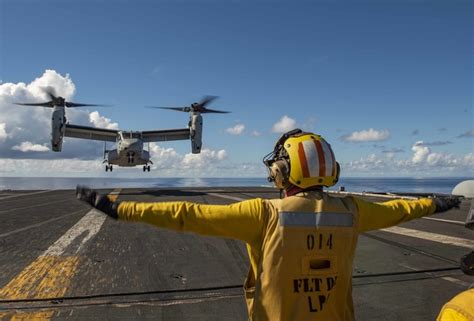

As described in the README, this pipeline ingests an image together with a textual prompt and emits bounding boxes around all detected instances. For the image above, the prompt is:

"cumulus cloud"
[343,141,473,176]
[416,141,452,147]
[382,148,404,153]
[226,123,245,135]
[0,123,8,141]
[12,141,49,152]
[341,128,390,142]
[148,143,229,175]
[272,115,297,133]
[0,70,119,160]
[458,129,474,138]
[89,111,119,130]
[182,149,227,168]
[251,130,262,137]
[411,141,430,164]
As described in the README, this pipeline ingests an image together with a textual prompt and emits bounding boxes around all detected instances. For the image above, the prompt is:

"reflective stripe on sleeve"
[279,212,353,227]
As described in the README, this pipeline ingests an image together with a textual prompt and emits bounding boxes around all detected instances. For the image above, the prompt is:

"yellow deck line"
[0,190,119,320]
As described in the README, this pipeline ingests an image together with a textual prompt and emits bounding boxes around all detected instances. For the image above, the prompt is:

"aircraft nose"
[126,140,142,151]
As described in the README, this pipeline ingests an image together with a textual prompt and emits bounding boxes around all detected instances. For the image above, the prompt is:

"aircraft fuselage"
[104,132,151,168]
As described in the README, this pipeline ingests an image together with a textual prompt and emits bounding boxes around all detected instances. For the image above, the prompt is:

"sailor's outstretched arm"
[355,196,460,232]
[76,186,267,247]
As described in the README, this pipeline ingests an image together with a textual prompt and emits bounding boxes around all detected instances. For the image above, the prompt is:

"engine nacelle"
[51,107,66,152]
[190,113,203,154]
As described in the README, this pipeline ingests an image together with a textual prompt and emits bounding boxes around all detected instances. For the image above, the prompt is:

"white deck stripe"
[320,140,333,177]
[302,140,319,177]
[207,193,246,202]
[422,217,465,226]
[0,190,55,201]
[440,276,472,288]
[42,209,107,256]
[380,226,474,249]
[0,210,84,238]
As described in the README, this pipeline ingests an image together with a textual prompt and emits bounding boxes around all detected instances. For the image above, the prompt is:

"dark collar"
[285,186,323,197]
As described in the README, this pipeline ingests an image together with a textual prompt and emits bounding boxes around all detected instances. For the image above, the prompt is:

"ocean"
[0,177,471,194]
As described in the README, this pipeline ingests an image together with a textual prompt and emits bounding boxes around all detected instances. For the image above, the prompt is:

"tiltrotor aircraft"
[15,91,228,172]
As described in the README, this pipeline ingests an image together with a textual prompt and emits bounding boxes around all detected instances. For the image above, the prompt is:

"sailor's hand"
[76,185,119,219]
[460,251,474,276]
[433,196,462,213]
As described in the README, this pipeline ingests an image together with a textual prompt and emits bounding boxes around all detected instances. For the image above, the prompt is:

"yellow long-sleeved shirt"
[437,289,474,321]
[117,193,436,320]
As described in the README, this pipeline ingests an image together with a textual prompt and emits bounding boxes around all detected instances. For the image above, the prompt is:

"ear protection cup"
[334,162,341,185]
[263,129,339,189]
[269,159,290,189]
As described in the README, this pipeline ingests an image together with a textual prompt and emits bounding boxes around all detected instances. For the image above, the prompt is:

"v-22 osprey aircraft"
[15,92,229,172]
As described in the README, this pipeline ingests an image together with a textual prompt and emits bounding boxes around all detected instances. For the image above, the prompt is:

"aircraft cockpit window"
[131,133,141,139]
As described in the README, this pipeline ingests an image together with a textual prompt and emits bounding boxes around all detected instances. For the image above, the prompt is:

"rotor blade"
[200,107,230,114]
[199,95,218,107]
[65,102,112,108]
[145,106,191,112]
[14,102,53,108]
[42,86,57,100]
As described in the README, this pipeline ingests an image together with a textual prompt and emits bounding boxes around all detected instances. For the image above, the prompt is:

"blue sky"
[0,0,472,177]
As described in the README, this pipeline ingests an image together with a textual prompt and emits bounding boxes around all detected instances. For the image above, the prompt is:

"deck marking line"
[0,190,55,201]
[380,226,474,249]
[0,210,84,239]
[206,193,246,202]
[0,189,120,320]
[399,263,471,288]
[0,199,70,215]
[42,209,106,256]
[440,276,472,288]
[422,217,465,226]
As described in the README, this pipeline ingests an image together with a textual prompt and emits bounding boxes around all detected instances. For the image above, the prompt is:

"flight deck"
[0,187,472,320]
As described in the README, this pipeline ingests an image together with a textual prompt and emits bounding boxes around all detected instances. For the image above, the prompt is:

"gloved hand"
[460,251,474,276]
[76,185,119,219]
[433,196,462,213]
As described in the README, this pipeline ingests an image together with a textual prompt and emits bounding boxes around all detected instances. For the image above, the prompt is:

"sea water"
[0,177,471,194]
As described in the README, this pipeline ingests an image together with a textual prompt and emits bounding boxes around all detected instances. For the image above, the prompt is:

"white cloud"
[251,130,262,137]
[89,111,119,130]
[226,123,245,135]
[0,70,120,160]
[343,141,473,176]
[148,143,181,169]
[0,123,8,141]
[341,128,390,142]
[272,115,297,133]
[12,141,49,152]
[411,141,430,164]
[416,141,452,147]
[0,158,103,176]
[463,153,474,166]
[182,148,227,168]
[148,143,229,175]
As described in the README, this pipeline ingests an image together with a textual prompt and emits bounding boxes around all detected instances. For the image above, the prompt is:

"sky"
[0,0,472,177]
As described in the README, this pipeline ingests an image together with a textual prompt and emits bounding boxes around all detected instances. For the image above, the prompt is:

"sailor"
[436,205,474,321]
[436,255,474,321]
[77,129,461,321]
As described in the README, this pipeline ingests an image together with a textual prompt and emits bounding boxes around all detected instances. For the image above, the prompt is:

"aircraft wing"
[141,128,190,142]
[65,124,118,142]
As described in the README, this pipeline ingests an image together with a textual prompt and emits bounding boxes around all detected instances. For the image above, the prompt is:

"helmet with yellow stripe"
[263,129,340,189]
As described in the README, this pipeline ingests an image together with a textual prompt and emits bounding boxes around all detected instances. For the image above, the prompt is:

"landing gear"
[105,165,113,172]
[143,165,151,172]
